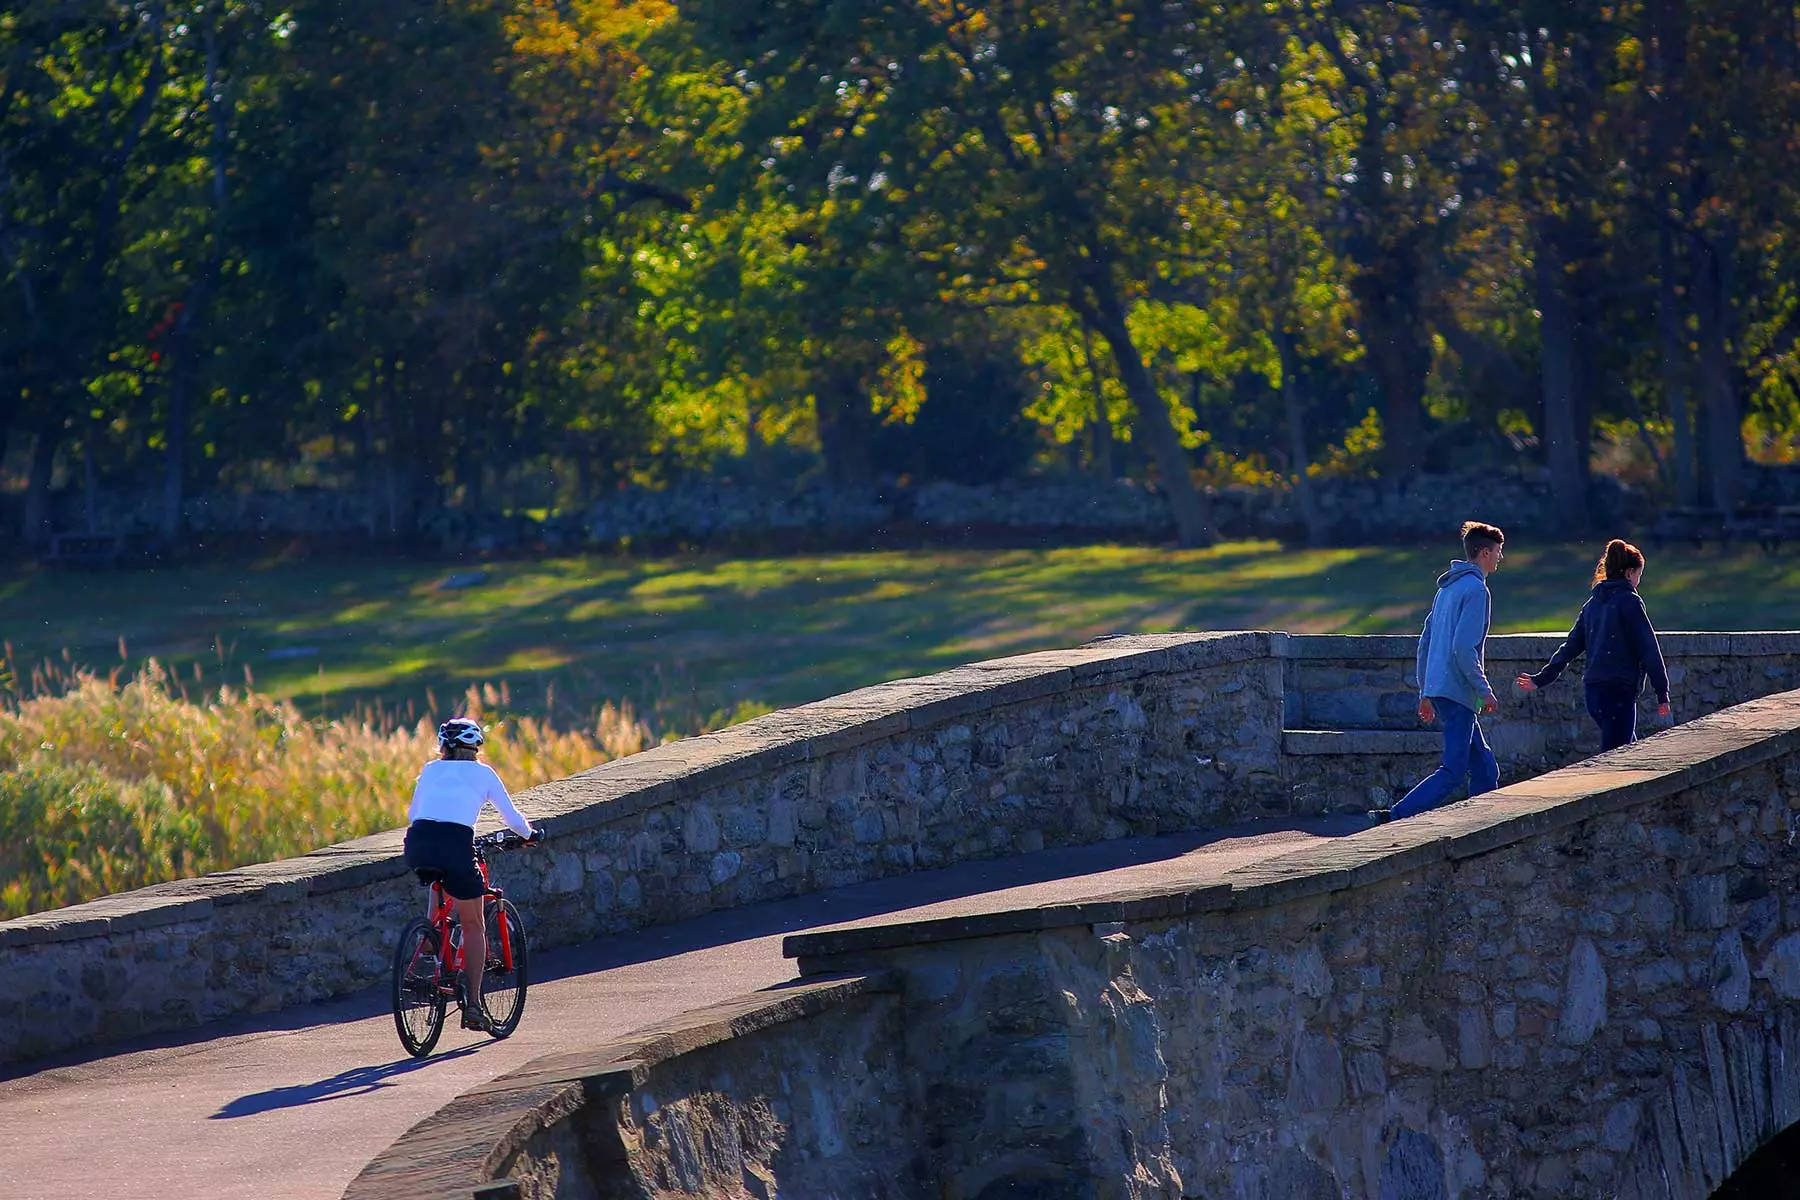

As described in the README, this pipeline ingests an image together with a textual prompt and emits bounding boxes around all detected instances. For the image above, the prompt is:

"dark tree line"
[5,1,1800,550]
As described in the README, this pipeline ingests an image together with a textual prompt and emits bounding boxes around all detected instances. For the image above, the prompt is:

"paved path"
[0,817,1361,1200]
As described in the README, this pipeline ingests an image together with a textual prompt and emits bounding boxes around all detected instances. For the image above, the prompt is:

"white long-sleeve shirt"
[406,759,533,836]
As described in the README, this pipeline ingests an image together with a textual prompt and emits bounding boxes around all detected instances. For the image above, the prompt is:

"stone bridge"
[6,631,1800,1199]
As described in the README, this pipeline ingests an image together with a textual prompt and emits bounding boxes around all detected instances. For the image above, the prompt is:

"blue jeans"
[1392,697,1499,819]
[1585,680,1639,752]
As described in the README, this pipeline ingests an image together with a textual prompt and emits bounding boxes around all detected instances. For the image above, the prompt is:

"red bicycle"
[391,828,537,1057]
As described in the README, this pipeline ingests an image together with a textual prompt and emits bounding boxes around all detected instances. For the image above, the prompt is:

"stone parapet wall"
[5,629,1797,1070]
[343,974,923,1200]
[379,683,1800,1199]
[0,632,1283,1066]
[786,691,1800,1198]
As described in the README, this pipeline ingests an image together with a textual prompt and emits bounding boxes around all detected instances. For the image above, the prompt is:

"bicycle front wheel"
[392,918,447,1057]
[481,899,529,1038]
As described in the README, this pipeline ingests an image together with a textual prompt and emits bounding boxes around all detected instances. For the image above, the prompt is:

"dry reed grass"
[0,643,656,918]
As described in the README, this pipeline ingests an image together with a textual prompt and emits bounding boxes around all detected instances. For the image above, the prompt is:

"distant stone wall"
[584,473,1650,548]
[0,632,1284,1066]
[6,467,1686,552]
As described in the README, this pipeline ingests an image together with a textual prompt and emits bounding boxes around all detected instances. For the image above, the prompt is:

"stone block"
[1286,1032,1346,1115]
[1681,876,1729,930]
[1390,1014,1449,1072]
[1559,938,1607,1046]
[1711,932,1751,1013]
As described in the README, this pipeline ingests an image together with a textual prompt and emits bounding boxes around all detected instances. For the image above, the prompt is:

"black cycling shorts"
[403,819,484,900]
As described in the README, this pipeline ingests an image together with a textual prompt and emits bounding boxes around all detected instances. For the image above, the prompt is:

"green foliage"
[0,760,208,918]
[6,0,1800,535]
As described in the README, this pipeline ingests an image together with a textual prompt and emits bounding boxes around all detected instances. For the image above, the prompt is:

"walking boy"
[1373,521,1506,822]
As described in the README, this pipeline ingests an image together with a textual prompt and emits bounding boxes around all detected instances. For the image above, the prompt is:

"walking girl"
[1516,539,1671,752]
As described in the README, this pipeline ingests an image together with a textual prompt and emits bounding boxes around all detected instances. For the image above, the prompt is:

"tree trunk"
[21,428,55,549]
[1078,328,1115,481]
[1076,282,1213,547]
[1349,266,1431,477]
[744,400,767,482]
[1692,232,1743,512]
[1657,227,1698,506]
[1275,329,1326,547]
[1536,232,1590,530]
[81,432,100,534]
[158,19,229,549]
[814,369,876,487]
[162,313,190,545]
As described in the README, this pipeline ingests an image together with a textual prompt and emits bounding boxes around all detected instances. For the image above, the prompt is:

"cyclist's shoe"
[461,1006,494,1033]
[1367,808,1394,825]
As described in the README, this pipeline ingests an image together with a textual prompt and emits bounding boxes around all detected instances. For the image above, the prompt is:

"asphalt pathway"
[0,816,1361,1200]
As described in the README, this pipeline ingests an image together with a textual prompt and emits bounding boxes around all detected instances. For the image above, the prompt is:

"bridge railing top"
[785,687,1800,963]
[0,630,1275,949]
[1276,631,1800,659]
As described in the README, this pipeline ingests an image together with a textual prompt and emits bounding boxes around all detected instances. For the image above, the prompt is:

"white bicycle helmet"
[437,717,486,751]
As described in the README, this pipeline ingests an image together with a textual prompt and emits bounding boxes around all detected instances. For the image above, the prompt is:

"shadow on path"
[212,1047,483,1119]
[4,815,1363,1082]
[532,814,1368,982]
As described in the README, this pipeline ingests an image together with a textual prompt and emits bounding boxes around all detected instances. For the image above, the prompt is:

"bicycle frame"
[422,848,518,991]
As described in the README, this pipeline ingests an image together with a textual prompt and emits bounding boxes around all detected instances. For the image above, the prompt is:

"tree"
[679,0,1254,544]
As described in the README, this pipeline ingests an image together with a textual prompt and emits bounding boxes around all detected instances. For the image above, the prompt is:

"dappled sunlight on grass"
[2,541,1793,724]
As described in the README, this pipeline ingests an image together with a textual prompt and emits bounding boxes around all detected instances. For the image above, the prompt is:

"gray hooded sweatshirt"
[1414,560,1495,713]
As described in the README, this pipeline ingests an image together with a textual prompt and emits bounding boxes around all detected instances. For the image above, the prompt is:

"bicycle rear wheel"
[392,918,447,1057]
[480,898,529,1038]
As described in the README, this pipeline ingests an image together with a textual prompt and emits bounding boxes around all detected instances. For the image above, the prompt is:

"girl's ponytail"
[1592,538,1646,586]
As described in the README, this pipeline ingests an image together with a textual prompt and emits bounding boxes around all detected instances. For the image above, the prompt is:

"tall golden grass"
[0,648,656,919]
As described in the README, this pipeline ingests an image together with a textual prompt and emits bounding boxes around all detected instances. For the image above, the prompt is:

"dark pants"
[1586,680,1639,753]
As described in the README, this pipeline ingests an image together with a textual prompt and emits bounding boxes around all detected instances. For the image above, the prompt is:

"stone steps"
[1282,727,1442,813]
[1282,728,1442,756]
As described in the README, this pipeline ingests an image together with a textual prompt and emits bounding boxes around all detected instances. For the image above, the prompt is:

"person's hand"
[1515,674,1537,692]
[1481,694,1499,715]
[1657,701,1671,719]
[1418,697,1436,724]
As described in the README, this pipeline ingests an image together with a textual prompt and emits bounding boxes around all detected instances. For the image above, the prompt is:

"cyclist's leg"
[456,895,487,1004]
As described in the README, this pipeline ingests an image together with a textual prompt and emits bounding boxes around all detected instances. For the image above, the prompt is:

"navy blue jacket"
[1528,580,1670,703]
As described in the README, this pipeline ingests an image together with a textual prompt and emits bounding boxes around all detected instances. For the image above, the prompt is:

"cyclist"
[403,717,538,1032]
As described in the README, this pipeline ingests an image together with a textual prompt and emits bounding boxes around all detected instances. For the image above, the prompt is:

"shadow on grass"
[6,542,1790,729]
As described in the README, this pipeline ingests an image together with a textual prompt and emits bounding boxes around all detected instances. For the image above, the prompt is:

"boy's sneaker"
[1367,808,1394,825]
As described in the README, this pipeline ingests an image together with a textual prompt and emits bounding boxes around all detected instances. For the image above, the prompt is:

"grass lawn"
[1,540,1795,728]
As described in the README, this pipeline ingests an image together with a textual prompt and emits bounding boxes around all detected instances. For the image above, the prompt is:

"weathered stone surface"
[1287,1032,1346,1114]
[764,685,1800,1200]
[1761,932,1800,998]
[0,631,1279,1065]
[8,629,1800,1086]
[1713,932,1752,1013]
[1559,937,1607,1046]
[1381,1129,1448,1200]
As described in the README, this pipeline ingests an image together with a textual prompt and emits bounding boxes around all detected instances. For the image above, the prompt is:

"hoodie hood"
[1435,560,1487,590]
[1592,578,1636,599]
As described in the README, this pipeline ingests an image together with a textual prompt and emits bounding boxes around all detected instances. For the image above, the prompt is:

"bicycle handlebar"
[474,827,547,855]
